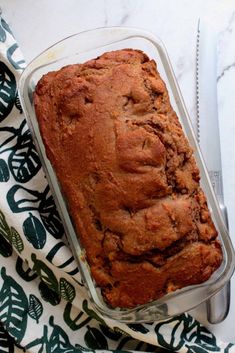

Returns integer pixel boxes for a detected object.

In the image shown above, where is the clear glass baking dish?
[18,27,235,323]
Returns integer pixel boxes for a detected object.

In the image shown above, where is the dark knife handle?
[206,205,230,324]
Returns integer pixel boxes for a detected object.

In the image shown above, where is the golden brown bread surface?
[34,49,222,308]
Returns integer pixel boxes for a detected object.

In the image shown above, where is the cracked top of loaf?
[34,49,222,308]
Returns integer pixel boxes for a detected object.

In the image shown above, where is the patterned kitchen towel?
[0,14,234,353]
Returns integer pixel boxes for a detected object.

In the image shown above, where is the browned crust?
[34,49,222,308]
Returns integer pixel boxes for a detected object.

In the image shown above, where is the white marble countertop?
[1,0,235,344]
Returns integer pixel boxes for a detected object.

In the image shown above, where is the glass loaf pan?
[19,27,235,323]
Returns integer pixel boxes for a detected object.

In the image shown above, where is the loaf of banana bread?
[33,49,222,308]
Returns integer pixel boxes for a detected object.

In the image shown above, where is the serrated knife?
[196,18,230,324]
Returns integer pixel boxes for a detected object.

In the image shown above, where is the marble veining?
[0,0,235,343]
[217,61,235,81]
[103,0,136,27]
[218,9,235,80]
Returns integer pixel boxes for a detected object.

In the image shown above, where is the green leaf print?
[84,325,108,350]
[26,318,88,353]
[0,121,40,182]
[145,344,170,353]
[38,280,61,306]
[0,21,6,42]
[60,278,75,302]
[15,94,23,114]
[0,324,15,353]
[0,233,12,257]
[32,253,61,304]
[0,126,19,152]
[7,43,25,70]
[10,227,24,253]
[182,314,220,352]
[8,125,41,183]
[7,185,64,238]
[46,242,79,277]
[99,324,122,341]
[7,184,41,212]
[116,336,134,350]
[48,316,87,353]
[225,343,235,353]
[0,159,10,182]
[39,186,64,239]
[0,267,28,343]
[31,253,58,292]
[134,341,147,351]
[82,300,106,326]
[193,325,219,351]
[63,302,91,331]
[25,326,49,353]
[23,212,46,249]
[0,62,17,121]
[113,327,131,337]
[155,314,220,352]
[127,323,149,334]
[0,210,24,253]
[28,294,43,323]
[1,18,13,35]
[155,316,185,351]
[186,345,211,353]
[0,209,11,240]
[16,257,38,282]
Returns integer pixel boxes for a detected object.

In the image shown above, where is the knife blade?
[196,18,230,324]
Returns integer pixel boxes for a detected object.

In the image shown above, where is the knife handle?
[206,205,230,324]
